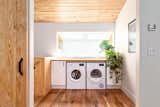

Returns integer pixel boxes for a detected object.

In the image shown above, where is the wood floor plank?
[36,89,135,107]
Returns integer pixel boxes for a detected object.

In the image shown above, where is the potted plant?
[99,40,123,84]
[106,49,123,83]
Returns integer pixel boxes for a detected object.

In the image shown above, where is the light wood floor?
[36,89,135,107]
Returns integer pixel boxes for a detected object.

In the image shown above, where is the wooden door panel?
[16,0,28,107]
[0,0,17,107]
[0,36,16,107]
[0,0,28,107]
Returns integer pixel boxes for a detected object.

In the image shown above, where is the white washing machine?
[67,62,86,89]
[87,62,106,89]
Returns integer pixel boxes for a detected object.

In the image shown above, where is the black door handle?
[19,58,23,76]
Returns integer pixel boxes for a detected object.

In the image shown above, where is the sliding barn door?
[0,0,28,107]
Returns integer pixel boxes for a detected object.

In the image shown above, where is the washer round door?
[88,69,103,82]
[69,69,82,82]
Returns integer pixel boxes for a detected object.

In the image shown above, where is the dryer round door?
[88,69,103,83]
[69,69,82,82]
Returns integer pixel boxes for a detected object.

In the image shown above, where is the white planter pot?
[107,67,122,86]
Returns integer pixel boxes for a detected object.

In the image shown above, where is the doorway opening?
[32,0,138,107]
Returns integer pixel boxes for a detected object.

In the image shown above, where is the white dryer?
[87,62,106,89]
[67,62,86,89]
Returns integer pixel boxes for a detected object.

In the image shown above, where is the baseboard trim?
[107,85,121,89]
[51,85,66,89]
[121,87,136,104]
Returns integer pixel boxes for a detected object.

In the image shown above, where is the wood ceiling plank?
[35,0,125,22]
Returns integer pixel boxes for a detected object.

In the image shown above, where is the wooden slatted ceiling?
[35,0,125,22]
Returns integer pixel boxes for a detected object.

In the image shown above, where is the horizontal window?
[55,32,114,57]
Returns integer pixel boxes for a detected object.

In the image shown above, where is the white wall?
[29,0,34,107]
[34,23,115,57]
[115,0,136,103]
[137,0,160,106]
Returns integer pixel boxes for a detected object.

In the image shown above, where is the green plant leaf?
[99,40,113,51]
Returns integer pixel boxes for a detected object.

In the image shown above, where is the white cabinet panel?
[51,61,66,89]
